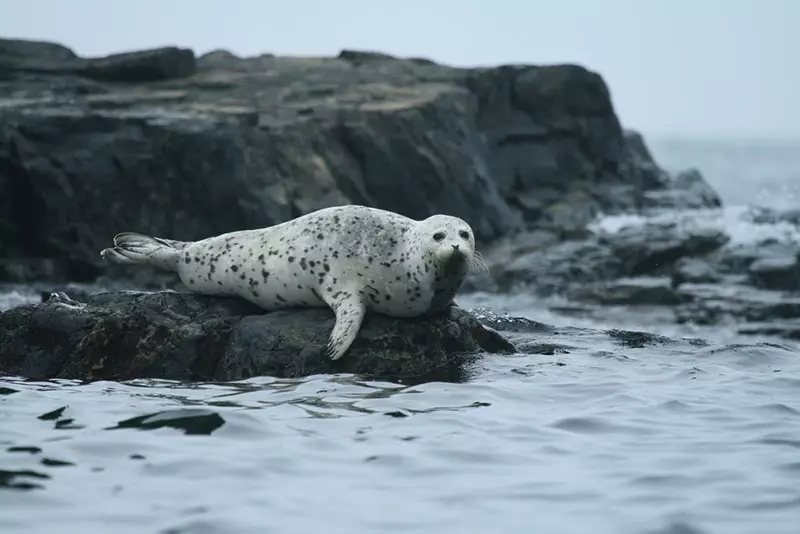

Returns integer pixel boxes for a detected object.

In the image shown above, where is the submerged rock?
[0,290,515,384]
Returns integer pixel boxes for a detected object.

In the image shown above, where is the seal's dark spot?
[262,269,270,281]
[184,257,191,264]
[276,294,286,303]
[288,256,295,263]
[231,265,239,273]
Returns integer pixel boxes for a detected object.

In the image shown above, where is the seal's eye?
[433,232,445,242]
[459,231,470,240]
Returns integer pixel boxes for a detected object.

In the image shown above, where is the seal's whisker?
[470,251,490,274]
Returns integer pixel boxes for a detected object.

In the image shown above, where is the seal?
[100,205,487,361]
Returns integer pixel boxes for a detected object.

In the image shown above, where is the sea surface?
[2,136,800,534]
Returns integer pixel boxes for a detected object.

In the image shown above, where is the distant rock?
[0,291,515,384]
[671,257,723,287]
[82,47,196,82]
[748,255,800,291]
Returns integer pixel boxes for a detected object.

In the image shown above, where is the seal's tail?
[100,232,189,272]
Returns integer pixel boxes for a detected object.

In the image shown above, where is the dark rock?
[642,169,722,210]
[569,276,689,306]
[0,39,721,284]
[748,255,800,291]
[82,47,196,82]
[338,50,397,63]
[740,205,800,227]
[474,220,729,296]
[675,284,800,326]
[671,257,723,287]
[738,320,800,340]
[603,222,729,277]
[0,38,83,75]
[0,290,515,384]
[0,38,78,62]
[715,240,800,275]
[621,129,670,191]
[478,237,622,295]
[0,258,63,283]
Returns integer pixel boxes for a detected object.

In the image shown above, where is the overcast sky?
[2,0,798,140]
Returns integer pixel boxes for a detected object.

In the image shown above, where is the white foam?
[588,204,800,247]
[0,289,41,312]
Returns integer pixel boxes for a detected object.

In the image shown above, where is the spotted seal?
[100,205,487,361]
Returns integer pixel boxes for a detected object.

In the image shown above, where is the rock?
[740,205,800,227]
[738,320,800,340]
[338,49,397,63]
[675,283,800,326]
[0,38,720,284]
[474,219,729,295]
[0,290,515,384]
[642,169,722,210]
[748,255,800,291]
[476,237,622,295]
[671,257,723,287]
[715,240,800,275]
[0,38,78,62]
[0,38,82,75]
[569,276,689,306]
[82,47,197,82]
[602,222,729,277]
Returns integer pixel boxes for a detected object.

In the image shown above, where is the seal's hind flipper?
[100,232,189,272]
[324,293,366,361]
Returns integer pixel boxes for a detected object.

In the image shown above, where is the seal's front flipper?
[324,292,366,361]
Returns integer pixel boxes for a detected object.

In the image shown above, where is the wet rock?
[0,291,515,384]
[602,222,729,277]
[481,237,622,295]
[740,205,800,227]
[716,240,800,275]
[747,255,800,291]
[642,169,722,210]
[0,38,720,284]
[671,257,723,287]
[675,284,800,326]
[569,277,688,306]
[738,320,800,340]
[474,219,729,295]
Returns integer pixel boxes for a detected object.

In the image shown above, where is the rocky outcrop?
[468,204,800,341]
[0,38,719,286]
[0,290,515,384]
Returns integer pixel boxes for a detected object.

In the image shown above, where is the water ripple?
[1,321,800,534]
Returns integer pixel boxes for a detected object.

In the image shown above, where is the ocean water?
[2,137,800,534]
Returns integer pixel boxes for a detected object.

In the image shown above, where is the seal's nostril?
[452,244,459,250]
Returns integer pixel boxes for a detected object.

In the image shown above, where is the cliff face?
[0,39,719,283]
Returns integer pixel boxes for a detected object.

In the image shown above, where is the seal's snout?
[452,244,460,251]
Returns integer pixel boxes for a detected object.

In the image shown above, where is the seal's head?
[416,214,477,270]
